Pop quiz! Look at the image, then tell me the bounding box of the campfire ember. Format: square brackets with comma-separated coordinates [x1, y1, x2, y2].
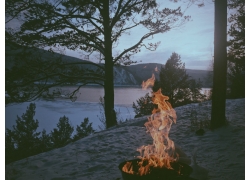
[119, 159, 192, 180]
[141, 74, 155, 90]
[122, 89, 178, 176]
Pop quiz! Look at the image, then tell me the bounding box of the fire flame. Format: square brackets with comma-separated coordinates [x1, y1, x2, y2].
[123, 76, 178, 175]
[141, 74, 155, 90]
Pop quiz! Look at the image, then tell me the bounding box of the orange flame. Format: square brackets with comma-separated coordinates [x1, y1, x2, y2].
[123, 89, 177, 175]
[122, 161, 134, 174]
[141, 74, 155, 90]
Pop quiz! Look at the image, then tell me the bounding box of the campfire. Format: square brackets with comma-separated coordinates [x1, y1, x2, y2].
[119, 75, 193, 179]
[141, 74, 155, 90]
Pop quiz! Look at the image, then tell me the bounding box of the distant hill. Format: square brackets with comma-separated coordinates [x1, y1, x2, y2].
[124, 63, 162, 84]
[5, 42, 212, 87]
[5, 42, 139, 86]
[5, 41, 93, 69]
[125, 63, 212, 88]
[186, 69, 213, 88]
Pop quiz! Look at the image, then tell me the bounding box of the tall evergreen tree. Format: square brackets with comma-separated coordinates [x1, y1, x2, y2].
[151, 52, 205, 107]
[227, 0, 245, 98]
[159, 53, 189, 106]
[132, 52, 205, 117]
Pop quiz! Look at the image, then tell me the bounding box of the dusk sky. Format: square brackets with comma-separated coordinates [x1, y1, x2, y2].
[4, 1, 247, 71]
[67, 0, 216, 70]
[132, 0, 215, 70]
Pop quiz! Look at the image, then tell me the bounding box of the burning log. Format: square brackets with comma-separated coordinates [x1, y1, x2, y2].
[119, 159, 193, 180]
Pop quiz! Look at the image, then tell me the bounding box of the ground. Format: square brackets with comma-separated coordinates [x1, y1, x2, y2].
[5, 99, 245, 180]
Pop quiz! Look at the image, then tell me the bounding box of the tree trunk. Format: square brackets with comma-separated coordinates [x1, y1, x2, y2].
[103, 0, 117, 129]
[211, 0, 227, 129]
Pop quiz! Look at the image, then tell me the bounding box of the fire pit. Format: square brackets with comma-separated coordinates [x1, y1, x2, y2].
[119, 159, 193, 180]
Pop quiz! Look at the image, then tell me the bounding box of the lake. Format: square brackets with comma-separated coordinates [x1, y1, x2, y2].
[5, 86, 211, 133]
[5, 86, 151, 132]
[47, 86, 151, 105]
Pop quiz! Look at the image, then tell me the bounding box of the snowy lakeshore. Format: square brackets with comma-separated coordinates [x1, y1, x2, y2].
[5, 86, 154, 133]
[5, 100, 135, 132]
[5, 98, 245, 180]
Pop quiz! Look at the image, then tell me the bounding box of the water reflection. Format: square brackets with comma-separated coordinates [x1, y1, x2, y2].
[48, 86, 152, 105]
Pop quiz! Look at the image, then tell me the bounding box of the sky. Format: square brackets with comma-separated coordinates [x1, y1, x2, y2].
[4, 0, 217, 70]
[68, 0, 216, 70]
[124, 0, 215, 70]
[3, 1, 248, 70]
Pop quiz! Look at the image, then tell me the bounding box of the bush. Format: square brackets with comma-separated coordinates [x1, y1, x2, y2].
[73, 118, 95, 141]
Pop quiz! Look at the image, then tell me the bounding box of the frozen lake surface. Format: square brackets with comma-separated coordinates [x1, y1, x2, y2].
[5, 86, 151, 132]
[5, 100, 135, 132]
[5, 86, 211, 133]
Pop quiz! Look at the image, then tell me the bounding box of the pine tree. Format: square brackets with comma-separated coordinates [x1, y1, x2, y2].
[6, 103, 41, 162]
[227, 0, 245, 98]
[157, 52, 206, 107]
[73, 118, 95, 141]
[51, 116, 74, 148]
